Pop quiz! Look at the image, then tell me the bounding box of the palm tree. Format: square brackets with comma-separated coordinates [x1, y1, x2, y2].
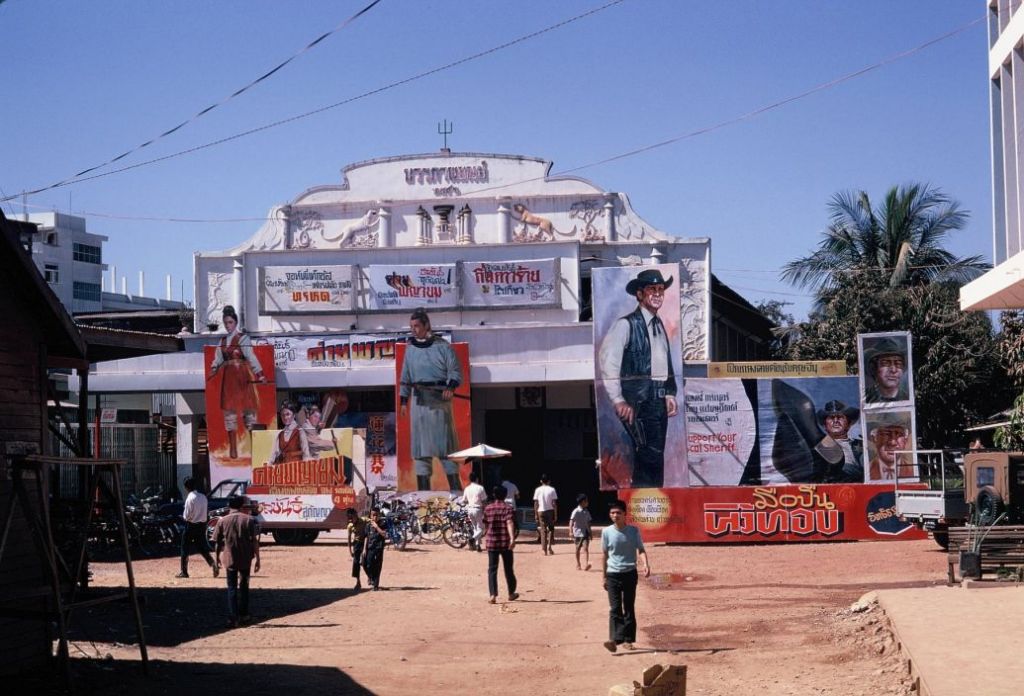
[781, 183, 988, 295]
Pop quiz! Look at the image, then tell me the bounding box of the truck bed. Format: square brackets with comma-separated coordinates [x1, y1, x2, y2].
[895, 488, 967, 521]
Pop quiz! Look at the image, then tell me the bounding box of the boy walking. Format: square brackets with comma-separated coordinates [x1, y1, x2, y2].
[532, 474, 558, 555]
[601, 500, 650, 652]
[569, 493, 593, 571]
[483, 484, 518, 604]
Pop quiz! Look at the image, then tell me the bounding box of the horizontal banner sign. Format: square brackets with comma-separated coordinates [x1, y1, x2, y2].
[461, 258, 561, 307]
[259, 265, 354, 314]
[252, 332, 450, 370]
[361, 264, 458, 311]
[707, 361, 847, 378]
[617, 484, 927, 543]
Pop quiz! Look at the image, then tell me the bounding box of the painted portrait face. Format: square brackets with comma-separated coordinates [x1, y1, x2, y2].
[871, 426, 907, 465]
[409, 318, 430, 339]
[223, 314, 237, 332]
[279, 407, 295, 427]
[637, 284, 666, 314]
[873, 354, 905, 392]
[308, 408, 321, 427]
[824, 414, 850, 438]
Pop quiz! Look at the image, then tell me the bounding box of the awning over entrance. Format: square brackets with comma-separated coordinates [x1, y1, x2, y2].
[960, 250, 1024, 311]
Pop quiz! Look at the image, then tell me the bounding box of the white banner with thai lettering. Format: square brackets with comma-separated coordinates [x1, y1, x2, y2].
[260, 265, 354, 314]
[252, 332, 451, 369]
[249, 494, 336, 523]
[461, 258, 561, 307]
[361, 264, 458, 310]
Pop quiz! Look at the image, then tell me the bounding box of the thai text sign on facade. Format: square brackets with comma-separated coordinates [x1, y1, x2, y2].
[252, 332, 451, 370]
[361, 264, 458, 310]
[259, 265, 354, 314]
[707, 361, 847, 378]
[460, 258, 561, 307]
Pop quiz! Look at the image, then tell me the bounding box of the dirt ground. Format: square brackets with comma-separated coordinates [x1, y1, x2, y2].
[16, 530, 949, 695]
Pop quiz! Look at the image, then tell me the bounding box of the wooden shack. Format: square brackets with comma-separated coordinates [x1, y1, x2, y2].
[0, 211, 88, 674]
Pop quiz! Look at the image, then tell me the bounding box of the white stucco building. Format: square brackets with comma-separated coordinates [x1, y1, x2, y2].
[85, 151, 771, 498]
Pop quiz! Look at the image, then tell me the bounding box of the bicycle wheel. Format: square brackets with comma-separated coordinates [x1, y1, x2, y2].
[418, 513, 445, 543]
[443, 520, 470, 549]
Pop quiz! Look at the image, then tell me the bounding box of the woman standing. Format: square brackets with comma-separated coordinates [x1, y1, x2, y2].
[209, 305, 265, 459]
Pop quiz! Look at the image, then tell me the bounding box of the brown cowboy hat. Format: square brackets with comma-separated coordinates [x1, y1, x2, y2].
[625, 269, 674, 295]
[816, 400, 859, 428]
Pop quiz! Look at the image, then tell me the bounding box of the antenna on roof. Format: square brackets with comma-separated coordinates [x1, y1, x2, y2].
[438, 119, 453, 154]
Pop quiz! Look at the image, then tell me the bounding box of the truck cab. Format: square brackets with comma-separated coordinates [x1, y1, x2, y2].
[964, 452, 1024, 525]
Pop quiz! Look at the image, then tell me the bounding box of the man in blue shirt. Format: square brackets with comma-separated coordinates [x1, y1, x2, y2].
[601, 499, 650, 652]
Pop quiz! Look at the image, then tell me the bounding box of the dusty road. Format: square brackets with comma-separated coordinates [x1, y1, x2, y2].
[28, 530, 948, 695]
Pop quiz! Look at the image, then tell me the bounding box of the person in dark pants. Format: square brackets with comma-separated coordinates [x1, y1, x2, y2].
[346, 507, 367, 590]
[362, 508, 386, 590]
[176, 476, 217, 579]
[483, 484, 519, 604]
[597, 269, 679, 488]
[601, 500, 650, 652]
[212, 496, 261, 628]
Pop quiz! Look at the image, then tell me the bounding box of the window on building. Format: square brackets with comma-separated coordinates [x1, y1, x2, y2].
[44, 263, 59, 284]
[73, 243, 102, 264]
[44, 231, 59, 246]
[73, 281, 101, 302]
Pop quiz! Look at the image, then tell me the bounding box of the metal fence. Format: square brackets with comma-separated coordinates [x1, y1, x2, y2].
[53, 424, 177, 500]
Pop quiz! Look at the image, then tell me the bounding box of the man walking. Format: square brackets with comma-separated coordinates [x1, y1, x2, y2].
[483, 484, 518, 603]
[212, 496, 261, 628]
[601, 499, 650, 652]
[598, 269, 679, 488]
[533, 474, 558, 555]
[461, 470, 488, 551]
[177, 477, 217, 579]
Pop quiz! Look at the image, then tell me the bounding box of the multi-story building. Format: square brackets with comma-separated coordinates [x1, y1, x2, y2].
[962, 1, 1024, 309]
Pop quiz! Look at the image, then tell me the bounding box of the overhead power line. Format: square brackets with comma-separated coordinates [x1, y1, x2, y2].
[16, 0, 384, 199]
[1, 0, 626, 202]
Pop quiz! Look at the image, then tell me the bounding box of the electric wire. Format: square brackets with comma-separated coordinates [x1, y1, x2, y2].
[0, 0, 626, 202]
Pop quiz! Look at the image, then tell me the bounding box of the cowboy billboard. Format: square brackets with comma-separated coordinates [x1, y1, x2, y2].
[593, 264, 687, 489]
[862, 409, 917, 482]
[858, 332, 914, 407]
[684, 376, 863, 486]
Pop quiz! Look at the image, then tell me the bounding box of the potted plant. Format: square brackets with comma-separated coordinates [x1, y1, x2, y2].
[960, 511, 1006, 579]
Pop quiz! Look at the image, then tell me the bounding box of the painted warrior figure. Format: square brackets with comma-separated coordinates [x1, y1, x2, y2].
[209, 305, 265, 459]
[399, 308, 463, 492]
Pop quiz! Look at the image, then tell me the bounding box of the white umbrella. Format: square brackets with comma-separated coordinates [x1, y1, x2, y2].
[448, 443, 512, 459]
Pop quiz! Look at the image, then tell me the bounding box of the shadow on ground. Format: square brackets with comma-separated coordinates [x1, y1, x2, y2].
[9, 658, 373, 696]
[65, 586, 354, 646]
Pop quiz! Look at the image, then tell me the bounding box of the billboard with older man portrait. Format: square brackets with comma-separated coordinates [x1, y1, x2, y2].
[593, 263, 688, 490]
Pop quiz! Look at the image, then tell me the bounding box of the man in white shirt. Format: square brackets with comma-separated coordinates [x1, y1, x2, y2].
[597, 269, 678, 488]
[533, 474, 558, 555]
[502, 479, 520, 507]
[177, 477, 218, 579]
[461, 470, 488, 552]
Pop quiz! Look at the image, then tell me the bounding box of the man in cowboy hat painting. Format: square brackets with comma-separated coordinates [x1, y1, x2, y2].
[865, 411, 916, 481]
[597, 269, 678, 488]
[818, 400, 863, 482]
[864, 337, 909, 403]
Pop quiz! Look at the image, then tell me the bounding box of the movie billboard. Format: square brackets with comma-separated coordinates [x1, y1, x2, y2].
[684, 376, 863, 486]
[361, 264, 458, 311]
[203, 342, 277, 489]
[460, 258, 561, 308]
[862, 408, 918, 483]
[858, 331, 914, 407]
[395, 341, 472, 492]
[617, 484, 927, 543]
[259, 265, 354, 314]
[593, 264, 688, 489]
[249, 423, 360, 527]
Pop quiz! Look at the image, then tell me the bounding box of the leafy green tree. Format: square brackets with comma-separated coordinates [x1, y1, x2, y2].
[994, 311, 1024, 450]
[780, 184, 1003, 446]
[782, 184, 987, 298]
[754, 299, 797, 359]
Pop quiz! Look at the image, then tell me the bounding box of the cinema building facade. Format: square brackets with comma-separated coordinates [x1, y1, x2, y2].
[84, 151, 771, 509]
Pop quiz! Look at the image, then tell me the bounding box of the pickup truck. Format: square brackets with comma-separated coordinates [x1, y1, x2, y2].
[894, 449, 968, 549]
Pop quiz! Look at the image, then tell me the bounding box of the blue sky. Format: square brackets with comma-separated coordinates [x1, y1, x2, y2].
[1, 1, 991, 319]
